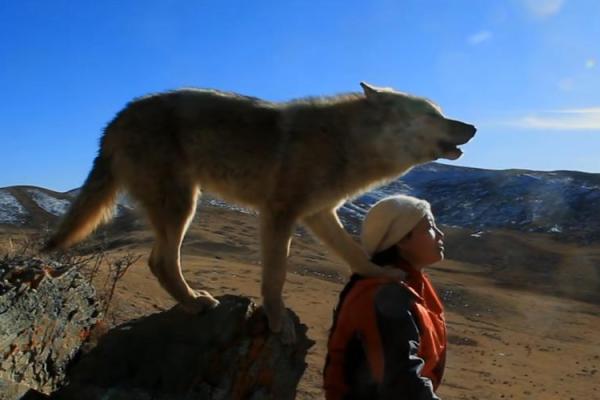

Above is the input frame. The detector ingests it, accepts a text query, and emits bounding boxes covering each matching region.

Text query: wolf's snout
[447,119,477,144]
[437,119,477,161]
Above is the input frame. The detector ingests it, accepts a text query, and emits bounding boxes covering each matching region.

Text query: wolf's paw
[179,291,220,314]
[263,303,297,344]
[352,261,406,280]
[278,311,297,345]
[378,266,407,281]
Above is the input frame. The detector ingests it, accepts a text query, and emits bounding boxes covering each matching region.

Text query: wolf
[44,82,476,342]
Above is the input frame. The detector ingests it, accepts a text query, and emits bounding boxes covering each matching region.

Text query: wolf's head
[360,82,476,164]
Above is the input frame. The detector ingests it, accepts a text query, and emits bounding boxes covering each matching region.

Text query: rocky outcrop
[53,296,313,400]
[0,257,313,400]
[0,256,100,397]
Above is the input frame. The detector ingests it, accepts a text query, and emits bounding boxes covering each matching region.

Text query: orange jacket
[324,265,447,399]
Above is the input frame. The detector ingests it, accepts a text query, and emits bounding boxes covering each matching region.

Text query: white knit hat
[361,195,431,257]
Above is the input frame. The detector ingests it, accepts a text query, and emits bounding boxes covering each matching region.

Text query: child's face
[397,213,445,269]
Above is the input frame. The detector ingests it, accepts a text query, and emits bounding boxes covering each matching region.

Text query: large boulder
[52,295,314,400]
[0,256,313,399]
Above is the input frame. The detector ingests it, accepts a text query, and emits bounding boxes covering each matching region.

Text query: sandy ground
[3,204,599,399]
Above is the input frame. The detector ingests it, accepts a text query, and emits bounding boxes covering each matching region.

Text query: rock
[52,295,314,400]
[0,256,101,397]
[0,378,49,400]
[0,257,314,399]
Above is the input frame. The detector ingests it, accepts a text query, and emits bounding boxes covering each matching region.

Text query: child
[324,195,447,399]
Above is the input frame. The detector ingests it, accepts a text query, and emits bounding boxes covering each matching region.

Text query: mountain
[340,163,600,243]
[0,186,136,230]
[1,163,599,242]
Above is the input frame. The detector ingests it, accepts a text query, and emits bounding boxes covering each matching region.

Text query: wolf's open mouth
[439,141,463,160]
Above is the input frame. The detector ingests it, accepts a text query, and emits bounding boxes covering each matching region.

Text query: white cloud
[553,107,600,114]
[467,31,492,45]
[585,59,597,69]
[509,108,600,130]
[521,0,564,18]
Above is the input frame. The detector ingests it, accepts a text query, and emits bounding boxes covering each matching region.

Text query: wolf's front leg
[259,212,297,344]
[302,209,405,279]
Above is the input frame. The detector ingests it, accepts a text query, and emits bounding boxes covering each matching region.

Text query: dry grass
[0,231,140,325]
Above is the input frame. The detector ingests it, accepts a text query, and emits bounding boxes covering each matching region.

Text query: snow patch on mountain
[204,198,255,215]
[0,190,28,224]
[27,189,71,216]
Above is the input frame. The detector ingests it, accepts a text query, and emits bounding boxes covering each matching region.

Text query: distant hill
[0,186,135,230]
[1,162,599,242]
[340,163,600,243]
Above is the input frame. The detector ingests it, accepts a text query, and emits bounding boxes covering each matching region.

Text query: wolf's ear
[361,82,393,102]
[360,82,381,100]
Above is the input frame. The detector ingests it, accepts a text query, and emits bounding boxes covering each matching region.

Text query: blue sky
[1,0,599,191]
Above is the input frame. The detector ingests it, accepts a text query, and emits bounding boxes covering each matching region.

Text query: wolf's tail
[43,154,118,251]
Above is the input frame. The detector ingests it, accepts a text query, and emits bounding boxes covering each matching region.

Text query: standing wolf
[44,82,475,342]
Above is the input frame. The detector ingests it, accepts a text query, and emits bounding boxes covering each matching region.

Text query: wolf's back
[44,153,118,251]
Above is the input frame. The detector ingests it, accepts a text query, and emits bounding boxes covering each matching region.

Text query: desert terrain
[2,199,598,399]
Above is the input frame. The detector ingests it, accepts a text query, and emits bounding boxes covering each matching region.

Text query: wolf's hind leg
[143,184,219,313]
[259,211,296,343]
